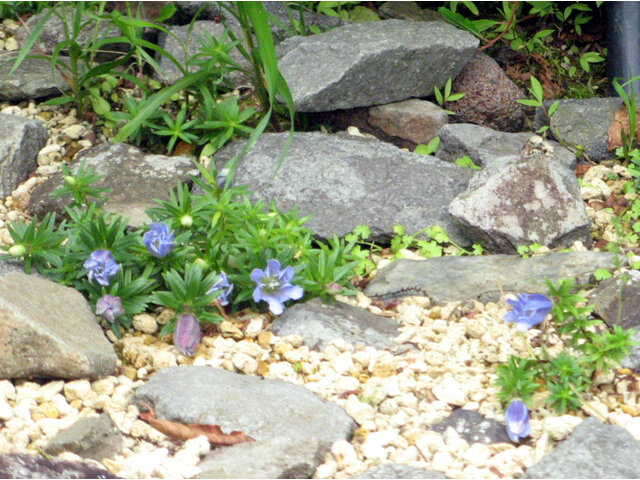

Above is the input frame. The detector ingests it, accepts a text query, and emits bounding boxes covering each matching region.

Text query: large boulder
[276,19,478,112]
[28,143,199,228]
[209,132,474,244]
[0,272,117,380]
[0,114,48,199]
[0,54,71,101]
[0,453,115,479]
[134,366,356,478]
[448,150,591,253]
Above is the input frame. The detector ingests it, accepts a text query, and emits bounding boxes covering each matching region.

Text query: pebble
[4,37,17,51]
[132,314,158,334]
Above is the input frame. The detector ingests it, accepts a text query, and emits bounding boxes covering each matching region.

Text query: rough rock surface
[0,54,71,101]
[28,143,198,227]
[356,463,448,478]
[276,19,478,112]
[272,297,399,351]
[523,417,640,478]
[431,409,511,444]
[378,2,442,21]
[209,132,474,244]
[436,123,577,170]
[448,154,591,253]
[133,366,356,479]
[0,272,117,380]
[44,413,123,461]
[0,453,116,479]
[0,113,48,199]
[534,97,624,162]
[368,99,447,145]
[445,51,526,132]
[589,270,640,330]
[365,251,619,304]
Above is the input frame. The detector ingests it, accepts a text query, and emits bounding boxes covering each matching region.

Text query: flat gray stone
[272,298,398,351]
[436,123,577,171]
[365,251,620,305]
[28,143,198,228]
[431,409,511,444]
[622,330,640,373]
[524,417,640,478]
[534,97,625,162]
[448,155,591,253]
[277,19,478,112]
[0,114,48,199]
[589,270,640,330]
[133,366,356,479]
[0,272,117,380]
[44,413,123,461]
[0,54,71,101]
[209,132,474,244]
[0,453,116,479]
[357,463,448,478]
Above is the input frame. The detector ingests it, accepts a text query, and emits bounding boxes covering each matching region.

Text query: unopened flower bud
[180,214,193,228]
[194,258,209,269]
[64,175,77,186]
[8,244,26,257]
[174,313,201,356]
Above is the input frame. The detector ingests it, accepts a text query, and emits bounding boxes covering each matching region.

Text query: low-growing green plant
[413,137,440,156]
[1,161,360,347]
[495,278,636,414]
[455,155,481,170]
[516,242,542,258]
[433,77,466,115]
[390,224,484,259]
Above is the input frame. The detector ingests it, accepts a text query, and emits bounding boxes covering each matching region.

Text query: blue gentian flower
[504,293,553,331]
[250,259,303,315]
[84,250,120,286]
[505,399,532,443]
[144,222,175,258]
[174,313,201,356]
[95,295,124,324]
[207,271,233,306]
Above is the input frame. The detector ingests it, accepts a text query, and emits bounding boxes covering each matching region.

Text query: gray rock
[357,463,448,478]
[0,54,71,101]
[0,453,116,479]
[272,298,398,351]
[534,97,625,162]
[277,19,478,112]
[589,270,640,330]
[436,123,577,171]
[0,272,117,380]
[365,251,620,305]
[44,413,123,461]
[524,417,640,478]
[28,143,199,228]
[209,132,474,244]
[368,99,447,145]
[0,114,48,199]
[431,409,511,444]
[621,330,640,373]
[378,2,442,21]
[448,155,591,253]
[134,366,356,479]
[445,51,526,132]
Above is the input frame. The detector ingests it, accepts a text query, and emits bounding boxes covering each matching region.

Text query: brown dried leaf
[608,104,640,152]
[139,404,255,447]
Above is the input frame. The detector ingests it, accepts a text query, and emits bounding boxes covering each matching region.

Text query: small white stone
[243,317,264,338]
[232,353,258,375]
[37,381,65,403]
[334,376,360,395]
[91,378,116,396]
[64,380,93,402]
[174,435,210,464]
[461,443,491,468]
[331,440,358,469]
[415,432,445,460]
[379,398,399,415]
[266,362,303,384]
[431,450,456,471]
[14,399,36,421]
[152,350,177,370]
[4,37,17,51]
[281,334,304,348]
[0,399,13,421]
[61,123,87,139]
[543,415,582,441]
[344,395,376,425]
[330,352,354,375]
[432,376,468,406]
[361,429,396,460]
[314,460,338,479]
[132,313,158,334]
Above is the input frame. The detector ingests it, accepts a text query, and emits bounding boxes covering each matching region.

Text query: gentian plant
[496,279,636,417]
[0,161,360,354]
[505,399,532,443]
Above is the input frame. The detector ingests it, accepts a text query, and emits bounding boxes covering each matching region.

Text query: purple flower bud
[250,259,303,315]
[505,399,531,443]
[207,271,233,306]
[95,295,124,324]
[84,250,120,286]
[144,222,175,258]
[174,313,201,356]
[504,293,553,331]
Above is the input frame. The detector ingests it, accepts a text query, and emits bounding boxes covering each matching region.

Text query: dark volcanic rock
[431,409,511,444]
[0,452,116,479]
